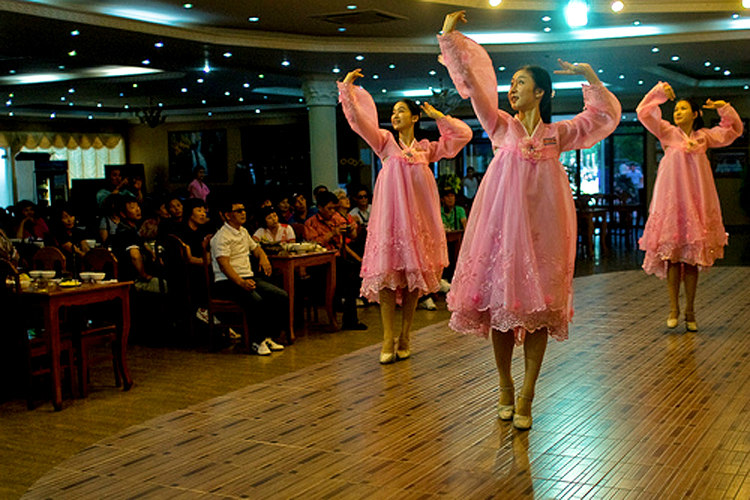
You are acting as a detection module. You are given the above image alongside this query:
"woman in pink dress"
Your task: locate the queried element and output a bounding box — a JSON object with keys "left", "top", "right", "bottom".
{"left": 339, "top": 68, "right": 472, "bottom": 364}
{"left": 187, "top": 167, "right": 210, "bottom": 201}
{"left": 439, "top": 11, "right": 621, "bottom": 430}
{"left": 637, "top": 82, "right": 742, "bottom": 332}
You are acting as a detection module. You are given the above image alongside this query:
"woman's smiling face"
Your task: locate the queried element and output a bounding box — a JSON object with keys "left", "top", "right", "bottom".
{"left": 391, "top": 101, "right": 418, "bottom": 132}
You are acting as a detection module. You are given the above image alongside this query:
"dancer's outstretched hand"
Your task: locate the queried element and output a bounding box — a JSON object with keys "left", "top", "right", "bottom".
{"left": 343, "top": 68, "right": 364, "bottom": 84}
{"left": 421, "top": 102, "right": 445, "bottom": 120}
{"left": 703, "top": 98, "right": 727, "bottom": 109}
{"left": 554, "top": 59, "right": 599, "bottom": 85}
{"left": 662, "top": 82, "right": 676, "bottom": 101}
{"left": 442, "top": 10, "right": 467, "bottom": 34}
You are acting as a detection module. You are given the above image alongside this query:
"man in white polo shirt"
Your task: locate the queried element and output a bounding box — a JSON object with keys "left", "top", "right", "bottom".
{"left": 210, "top": 199, "right": 287, "bottom": 355}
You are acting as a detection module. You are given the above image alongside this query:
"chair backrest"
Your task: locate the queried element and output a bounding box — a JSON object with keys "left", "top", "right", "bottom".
{"left": 31, "top": 247, "right": 66, "bottom": 274}
{"left": 82, "top": 247, "right": 119, "bottom": 279}
{"left": 290, "top": 222, "right": 305, "bottom": 243}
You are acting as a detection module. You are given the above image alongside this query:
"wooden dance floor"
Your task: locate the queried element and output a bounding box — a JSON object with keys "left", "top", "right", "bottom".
{"left": 23, "top": 268, "right": 750, "bottom": 499}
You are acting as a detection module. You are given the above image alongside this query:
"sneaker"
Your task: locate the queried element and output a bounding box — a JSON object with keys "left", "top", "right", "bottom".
{"left": 227, "top": 328, "right": 242, "bottom": 340}
{"left": 195, "top": 308, "right": 209, "bottom": 324}
{"left": 439, "top": 279, "right": 451, "bottom": 294}
{"left": 418, "top": 297, "right": 437, "bottom": 310}
{"left": 356, "top": 298, "right": 366, "bottom": 307}
{"left": 264, "top": 338, "right": 285, "bottom": 351}
{"left": 251, "top": 341, "right": 271, "bottom": 356}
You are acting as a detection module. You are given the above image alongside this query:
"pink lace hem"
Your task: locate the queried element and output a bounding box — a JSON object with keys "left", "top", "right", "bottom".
{"left": 641, "top": 241, "right": 726, "bottom": 279}
{"left": 448, "top": 305, "right": 571, "bottom": 346}
{"left": 360, "top": 268, "right": 442, "bottom": 303}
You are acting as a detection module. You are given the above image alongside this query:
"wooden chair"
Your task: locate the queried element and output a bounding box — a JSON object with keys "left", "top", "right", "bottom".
{"left": 76, "top": 248, "right": 121, "bottom": 396}
{"left": 82, "top": 247, "right": 119, "bottom": 279}
{"left": 201, "top": 234, "right": 251, "bottom": 351}
{"left": 0, "top": 258, "right": 79, "bottom": 408}
{"left": 31, "top": 246, "right": 66, "bottom": 275}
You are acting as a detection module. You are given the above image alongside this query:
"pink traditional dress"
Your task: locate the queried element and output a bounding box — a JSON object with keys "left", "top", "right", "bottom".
{"left": 338, "top": 81, "right": 473, "bottom": 302}
{"left": 637, "top": 83, "right": 742, "bottom": 279}
{"left": 438, "top": 31, "right": 621, "bottom": 344}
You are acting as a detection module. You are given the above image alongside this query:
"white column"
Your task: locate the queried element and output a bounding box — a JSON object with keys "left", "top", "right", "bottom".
{"left": 302, "top": 78, "right": 339, "bottom": 191}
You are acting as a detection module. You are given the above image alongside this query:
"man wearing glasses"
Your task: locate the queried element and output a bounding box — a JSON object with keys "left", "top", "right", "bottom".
{"left": 210, "top": 200, "right": 287, "bottom": 355}
{"left": 348, "top": 187, "right": 371, "bottom": 229}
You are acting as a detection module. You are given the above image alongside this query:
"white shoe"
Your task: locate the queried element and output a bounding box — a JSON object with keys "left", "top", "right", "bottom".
{"left": 264, "top": 338, "right": 285, "bottom": 351}
{"left": 418, "top": 297, "right": 437, "bottom": 310}
{"left": 195, "top": 308, "right": 209, "bottom": 324}
{"left": 439, "top": 279, "right": 451, "bottom": 294}
{"left": 227, "top": 328, "right": 242, "bottom": 340}
{"left": 251, "top": 341, "right": 271, "bottom": 356}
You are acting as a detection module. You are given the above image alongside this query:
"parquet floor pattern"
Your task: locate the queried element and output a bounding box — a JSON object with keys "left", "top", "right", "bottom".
{"left": 19, "top": 268, "right": 750, "bottom": 498}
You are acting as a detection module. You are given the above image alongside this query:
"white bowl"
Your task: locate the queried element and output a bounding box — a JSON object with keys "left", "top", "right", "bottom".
{"left": 40, "top": 270, "right": 57, "bottom": 279}
{"left": 79, "top": 272, "right": 106, "bottom": 282}
{"left": 30, "top": 270, "right": 56, "bottom": 279}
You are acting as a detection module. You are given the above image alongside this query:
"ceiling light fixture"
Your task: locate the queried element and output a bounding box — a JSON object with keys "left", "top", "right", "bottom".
{"left": 633, "top": 20, "right": 640, "bottom": 26}
{"left": 389, "top": 64, "right": 396, "bottom": 69}
{"left": 338, "top": 27, "right": 347, "bottom": 32}
{"left": 732, "top": 13, "right": 740, "bottom": 19}
{"left": 564, "top": 0, "right": 588, "bottom": 28}
{"left": 347, "top": 4, "right": 357, "bottom": 10}
{"left": 704, "top": 61, "right": 711, "bottom": 66}
{"left": 68, "top": 50, "right": 77, "bottom": 57}
{"left": 355, "top": 55, "right": 364, "bottom": 61}
{"left": 544, "top": 27, "right": 552, "bottom": 32}
{"left": 671, "top": 55, "right": 680, "bottom": 61}
{"left": 724, "top": 70, "right": 731, "bottom": 75}
{"left": 372, "top": 74, "right": 379, "bottom": 79}
{"left": 651, "top": 46, "right": 659, "bottom": 53}
{"left": 281, "top": 59, "right": 290, "bottom": 67}
{"left": 223, "top": 52, "right": 232, "bottom": 58}
{"left": 499, "top": 66, "right": 506, "bottom": 71}
{"left": 248, "top": 17, "right": 259, "bottom": 22}
{"left": 611, "top": 1, "right": 624, "bottom": 13}
{"left": 489, "top": 0, "right": 502, "bottom": 6}
{"left": 155, "top": 42, "right": 164, "bottom": 48}
{"left": 70, "top": 30, "right": 80, "bottom": 36}
{"left": 243, "top": 82, "right": 250, "bottom": 88}
{"left": 197, "top": 78, "right": 204, "bottom": 83}
{"left": 332, "top": 67, "right": 341, "bottom": 74}
{"left": 203, "top": 61, "right": 211, "bottom": 73}
{"left": 142, "top": 59, "right": 150, "bottom": 65}
{"left": 183, "top": 3, "right": 193, "bottom": 9}
{"left": 541, "top": 15, "right": 551, "bottom": 22}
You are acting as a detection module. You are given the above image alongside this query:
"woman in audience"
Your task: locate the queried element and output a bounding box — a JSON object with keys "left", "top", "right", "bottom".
{"left": 637, "top": 82, "right": 742, "bottom": 332}
{"left": 139, "top": 198, "right": 170, "bottom": 241}
{"left": 253, "top": 206, "right": 296, "bottom": 244}
{"left": 187, "top": 167, "right": 210, "bottom": 201}
{"left": 276, "top": 196, "right": 294, "bottom": 223}
{"left": 14, "top": 200, "right": 49, "bottom": 241}
{"left": 438, "top": 10, "right": 621, "bottom": 430}
{"left": 50, "top": 203, "right": 90, "bottom": 262}
{"left": 339, "top": 67, "right": 472, "bottom": 364}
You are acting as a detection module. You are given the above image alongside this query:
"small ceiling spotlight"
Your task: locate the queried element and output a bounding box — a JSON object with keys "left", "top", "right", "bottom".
{"left": 611, "top": 1, "right": 624, "bottom": 13}
{"left": 281, "top": 59, "right": 290, "bottom": 67}
{"left": 489, "top": 0, "right": 502, "bottom": 6}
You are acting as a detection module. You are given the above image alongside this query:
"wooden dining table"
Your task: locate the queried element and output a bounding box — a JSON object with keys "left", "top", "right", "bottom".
{"left": 20, "top": 280, "right": 133, "bottom": 410}
{"left": 269, "top": 250, "right": 338, "bottom": 343}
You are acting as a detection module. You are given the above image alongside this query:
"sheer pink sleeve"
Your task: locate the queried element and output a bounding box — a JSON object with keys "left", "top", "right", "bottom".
{"left": 703, "top": 103, "right": 743, "bottom": 149}
{"left": 635, "top": 83, "right": 673, "bottom": 141}
{"left": 426, "top": 116, "right": 473, "bottom": 162}
{"left": 557, "top": 83, "right": 622, "bottom": 151}
{"left": 338, "top": 81, "right": 392, "bottom": 157}
{"left": 438, "top": 31, "right": 510, "bottom": 139}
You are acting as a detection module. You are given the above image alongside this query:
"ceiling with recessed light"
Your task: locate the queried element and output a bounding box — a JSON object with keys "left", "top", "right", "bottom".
{"left": 0, "top": 0, "right": 749, "bottom": 122}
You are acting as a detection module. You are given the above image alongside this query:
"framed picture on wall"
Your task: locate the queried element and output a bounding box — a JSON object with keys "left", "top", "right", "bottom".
{"left": 168, "top": 129, "right": 228, "bottom": 183}
{"left": 712, "top": 149, "right": 747, "bottom": 177}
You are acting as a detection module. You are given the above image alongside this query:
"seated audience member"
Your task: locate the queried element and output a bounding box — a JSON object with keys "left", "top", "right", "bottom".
{"left": 139, "top": 198, "right": 170, "bottom": 241}
{"left": 187, "top": 167, "right": 210, "bottom": 201}
{"left": 96, "top": 166, "right": 132, "bottom": 207}
{"left": 462, "top": 166, "right": 479, "bottom": 203}
{"left": 276, "top": 196, "right": 293, "bottom": 223}
{"left": 127, "top": 173, "right": 145, "bottom": 205}
{"left": 14, "top": 200, "right": 50, "bottom": 240}
{"left": 110, "top": 197, "right": 164, "bottom": 293}
{"left": 176, "top": 198, "right": 211, "bottom": 263}
{"left": 50, "top": 203, "right": 90, "bottom": 263}
{"left": 332, "top": 188, "right": 362, "bottom": 263}
{"left": 304, "top": 191, "right": 366, "bottom": 330}
{"left": 210, "top": 199, "right": 287, "bottom": 355}
{"left": 349, "top": 186, "right": 371, "bottom": 229}
{"left": 98, "top": 194, "right": 122, "bottom": 245}
{"left": 310, "top": 184, "right": 329, "bottom": 216}
{"left": 253, "top": 206, "right": 295, "bottom": 244}
{"left": 440, "top": 187, "right": 467, "bottom": 231}
{"left": 290, "top": 192, "right": 312, "bottom": 224}
{"left": 158, "top": 193, "right": 184, "bottom": 238}
{"left": 0, "top": 227, "right": 19, "bottom": 264}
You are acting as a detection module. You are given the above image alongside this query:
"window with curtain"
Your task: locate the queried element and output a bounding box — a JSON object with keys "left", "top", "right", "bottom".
{"left": 20, "top": 142, "right": 126, "bottom": 181}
